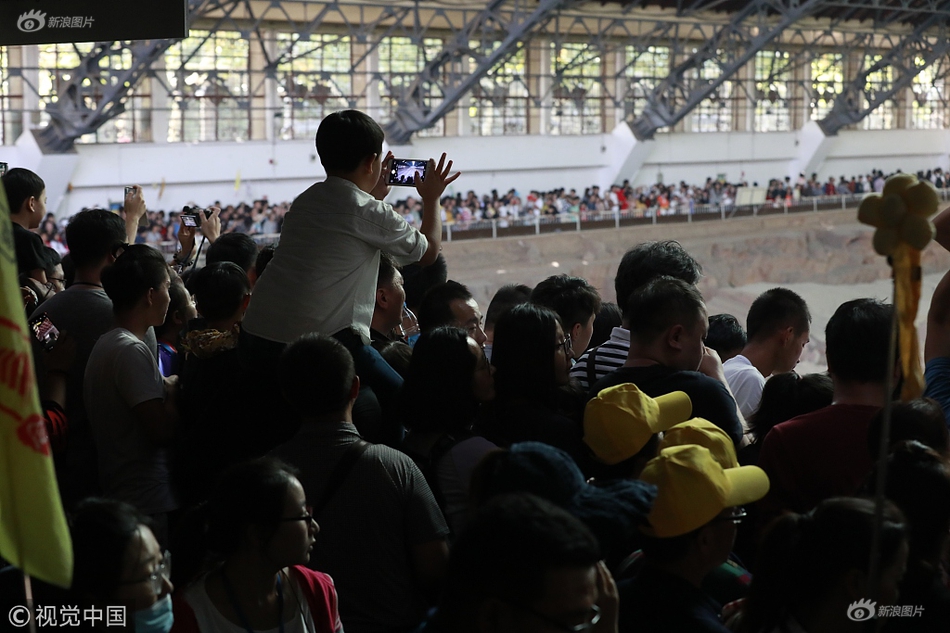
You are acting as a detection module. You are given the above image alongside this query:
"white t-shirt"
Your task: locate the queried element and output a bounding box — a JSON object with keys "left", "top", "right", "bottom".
{"left": 84, "top": 328, "right": 174, "bottom": 514}
{"left": 182, "top": 575, "right": 323, "bottom": 633}
{"left": 243, "top": 177, "right": 428, "bottom": 345}
{"left": 723, "top": 354, "right": 766, "bottom": 419}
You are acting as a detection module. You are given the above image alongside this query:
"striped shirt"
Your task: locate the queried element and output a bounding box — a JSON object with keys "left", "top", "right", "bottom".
{"left": 571, "top": 327, "right": 631, "bottom": 392}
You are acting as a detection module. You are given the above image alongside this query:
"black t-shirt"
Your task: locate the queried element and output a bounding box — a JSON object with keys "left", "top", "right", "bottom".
{"left": 590, "top": 365, "right": 743, "bottom": 447}
{"left": 619, "top": 565, "right": 729, "bottom": 633}
{"left": 12, "top": 222, "right": 48, "bottom": 279}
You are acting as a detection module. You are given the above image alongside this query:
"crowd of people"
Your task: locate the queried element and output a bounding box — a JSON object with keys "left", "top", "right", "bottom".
{"left": 4, "top": 109, "right": 950, "bottom": 633}
{"left": 35, "top": 167, "right": 950, "bottom": 253}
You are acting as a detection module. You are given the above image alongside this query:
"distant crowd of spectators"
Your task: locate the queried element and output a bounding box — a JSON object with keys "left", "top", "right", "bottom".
{"left": 36, "top": 166, "right": 950, "bottom": 249}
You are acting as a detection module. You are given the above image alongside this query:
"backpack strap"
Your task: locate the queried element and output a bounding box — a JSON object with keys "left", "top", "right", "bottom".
{"left": 313, "top": 440, "right": 370, "bottom": 517}
{"left": 586, "top": 346, "right": 600, "bottom": 389}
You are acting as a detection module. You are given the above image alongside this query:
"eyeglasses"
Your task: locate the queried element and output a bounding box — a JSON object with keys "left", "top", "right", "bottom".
{"left": 118, "top": 550, "right": 171, "bottom": 596}
{"left": 513, "top": 603, "right": 601, "bottom": 633}
{"left": 555, "top": 335, "right": 573, "bottom": 357}
{"left": 279, "top": 505, "right": 316, "bottom": 524}
{"left": 712, "top": 508, "right": 747, "bottom": 525}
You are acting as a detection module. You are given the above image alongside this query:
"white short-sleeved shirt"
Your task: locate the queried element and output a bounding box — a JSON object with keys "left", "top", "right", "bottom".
{"left": 84, "top": 328, "right": 173, "bottom": 513}
{"left": 242, "top": 177, "right": 428, "bottom": 345}
{"left": 723, "top": 354, "right": 766, "bottom": 419}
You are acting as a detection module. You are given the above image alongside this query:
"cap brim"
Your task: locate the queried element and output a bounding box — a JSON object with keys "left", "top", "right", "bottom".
{"left": 651, "top": 391, "right": 693, "bottom": 433}
{"left": 723, "top": 465, "right": 770, "bottom": 507}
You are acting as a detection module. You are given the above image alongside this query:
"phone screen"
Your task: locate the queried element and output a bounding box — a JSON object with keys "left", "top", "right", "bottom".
{"left": 180, "top": 213, "right": 199, "bottom": 228}
{"left": 29, "top": 313, "right": 60, "bottom": 350}
{"left": 387, "top": 159, "right": 427, "bottom": 186}
{"left": 0, "top": 162, "right": 8, "bottom": 177}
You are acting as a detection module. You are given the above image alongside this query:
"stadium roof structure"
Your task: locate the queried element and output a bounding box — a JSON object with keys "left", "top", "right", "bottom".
{"left": 26, "top": 0, "right": 950, "bottom": 152}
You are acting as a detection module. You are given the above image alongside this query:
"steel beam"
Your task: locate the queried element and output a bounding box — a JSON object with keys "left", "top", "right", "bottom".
{"left": 818, "top": 6, "right": 950, "bottom": 135}
{"left": 629, "top": 0, "right": 824, "bottom": 140}
{"left": 382, "top": 0, "right": 581, "bottom": 144}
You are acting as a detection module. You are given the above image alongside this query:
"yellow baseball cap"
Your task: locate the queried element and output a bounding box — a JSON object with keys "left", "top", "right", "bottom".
{"left": 584, "top": 384, "right": 692, "bottom": 465}
{"left": 659, "top": 418, "right": 739, "bottom": 469}
{"left": 640, "top": 445, "right": 770, "bottom": 538}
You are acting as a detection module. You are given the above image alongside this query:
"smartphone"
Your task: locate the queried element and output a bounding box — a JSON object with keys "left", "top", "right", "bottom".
{"left": 0, "top": 162, "right": 8, "bottom": 177}
{"left": 387, "top": 159, "right": 428, "bottom": 186}
{"left": 29, "top": 312, "right": 60, "bottom": 351}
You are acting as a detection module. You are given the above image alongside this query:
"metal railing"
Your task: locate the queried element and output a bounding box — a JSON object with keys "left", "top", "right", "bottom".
{"left": 150, "top": 190, "right": 950, "bottom": 252}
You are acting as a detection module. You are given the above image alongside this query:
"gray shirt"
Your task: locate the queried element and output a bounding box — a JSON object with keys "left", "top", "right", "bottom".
{"left": 275, "top": 422, "right": 449, "bottom": 633}
{"left": 84, "top": 328, "right": 173, "bottom": 514}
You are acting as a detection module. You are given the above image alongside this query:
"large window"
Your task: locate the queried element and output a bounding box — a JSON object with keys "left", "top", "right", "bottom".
{"left": 689, "top": 57, "right": 732, "bottom": 133}
{"left": 754, "top": 50, "right": 791, "bottom": 132}
{"left": 810, "top": 53, "right": 843, "bottom": 122}
{"left": 862, "top": 54, "right": 895, "bottom": 130}
{"left": 549, "top": 42, "right": 603, "bottom": 135}
{"left": 275, "top": 33, "right": 353, "bottom": 140}
{"left": 377, "top": 36, "right": 444, "bottom": 137}
{"left": 165, "top": 31, "right": 250, "bottom": 142}
{"left": 623, "top": 45, "right": 669, "bottom": 133}
{"left": 469, "top": 47, "right": 529, "bottom": 136}
{"left": 911, "top": 57, "right": 948, "bottom": 129}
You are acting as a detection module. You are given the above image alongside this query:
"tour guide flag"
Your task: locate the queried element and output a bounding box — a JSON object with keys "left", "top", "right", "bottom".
{"left": 0, "top": 186, "right": 73, "bottom": 588}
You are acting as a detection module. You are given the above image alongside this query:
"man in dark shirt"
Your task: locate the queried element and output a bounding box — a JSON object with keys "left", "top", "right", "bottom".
{"left": 590, "top": 276, "right": 744, "bottom": 447}
{"left": 3, "top": 168, "right": 49, "bottom": 283}
{"left": 757, "top": 298, "right": 893, "bottom": 523}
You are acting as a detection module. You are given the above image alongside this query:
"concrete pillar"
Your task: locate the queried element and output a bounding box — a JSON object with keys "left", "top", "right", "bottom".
{"left": 22, "top": 45, "right": 40, "bottom": 129}
{"left": 4, "top": 46, "right": 27, "bottom": 143}
{"left": 248, "top": 32, "right": 268, "bottom": 141}
{"left": 602, "top": 44, "right": 617, "bottom": 134}
{"left": 531, "top": 38, "right": 551, "bottom": 135}
{"left": 791, "top": 52, "right": 809, "bottom": 130}
{"left": 353, "top": 39, "right": 380, "bottom": 122}
{"left": 734, "top": 57, "right": 754, "bottom": 132}
{"left": 150, "top": 54, "right": 170, "bottom": 144}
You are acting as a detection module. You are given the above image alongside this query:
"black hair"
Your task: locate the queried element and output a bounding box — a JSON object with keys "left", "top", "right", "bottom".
{"left": 379, "top": 340, "right": 413, "bottom": 378}
{"left": 190, "top": 262, "right": 250, "bottom": 323}
{"left": 400, "top": 327, "right": 480, "bottom": 434}
{"left": 279, "top": 333, "right": 355, "bottom": 417}
{"left": 402, "top": 254, "right": 448, "bottom": 313}
{"left": 100, "top": 245, "right": 169, "bottom": 314}
{"left": 431, "top": 493, "right": 600, "bottom": 632}
{"left": 206, "top": 233, "right": 259, "bottom": 275}
{"left": 749, "top": 372, "right": 833, "bottom": 444}
{"left": 740, "top": 497, "right": 906, "bottom": 633}
{"left": 491, "top": 303, "right": 561, "bottom": 404}
{"left": 64, "top": 209, "right": 127, "bottom": 269}
{"left": 867, "top": 440, "right": 950, "bottom": 563}
{"left": 825, "top": 298, "right": 893, "bottom": 383}
{"left": 157, "top": 277, "right": 191, "bottom": 338}
{"left": 867, "top": 398, "right": 950, "bottom": 460}
{"left": 485, "top": 283, "right": 532, "bottom": 331}
{"left": 43, "top": 247, "right": 61, "bottom": 277}
{"left": 589, "top": 302, "right": 623, "bottom": 350}
{"left": 315, "top": 110, "right": 385, "bottom": 173}
{"left": 615, "top": 241, "right": 702, "bottom": 319}
{"left": 530, "top": 275, "right": 602, "bottom": 332}
{"left": 705, "top": 314, "right": 747, "bottom": 359}
{"left": 377, "top": 252, "right": 399, "bottom": 288}
{"left": 2, "top": 167, "right": 45, "bottom": 213}
{"left": 70, "top": 498, "right": 154, "bottom": 602}
{"left": 627, "top": 276, "right": 706, "bottom": 343}
{"left": 746, "top": 288, "right": 811, "bottom": 340}
{"left": 255, "top": 243, "right": 277, "bottom": 279}
{"left": 206, "top": 457, "right": 300, "bottom": 560}
{"left": 418, "top": 280, "right": 474, "bottom": 332}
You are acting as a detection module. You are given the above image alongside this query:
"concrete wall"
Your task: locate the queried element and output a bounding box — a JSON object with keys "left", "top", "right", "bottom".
{"left": 2, "top": 125, "right": 949, "bottom": 218}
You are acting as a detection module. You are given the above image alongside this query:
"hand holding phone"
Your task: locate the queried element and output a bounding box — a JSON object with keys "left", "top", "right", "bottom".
{"left": 125, "top": 185, "right": 148, "bottom": 227}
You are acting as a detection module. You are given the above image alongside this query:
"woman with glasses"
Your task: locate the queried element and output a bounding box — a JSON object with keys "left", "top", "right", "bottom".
{"left": 483, "top": 304, "right": 591, "bottom": 474}
{"left": 172, "top": 457, "right": 342, "bottom": 633}
{"left": 70, "top": 498, "right": 175, "bottom": 633}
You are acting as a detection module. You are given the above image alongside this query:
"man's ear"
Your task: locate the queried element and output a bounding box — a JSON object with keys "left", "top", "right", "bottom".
{"left": 779, "top": 326, "right": 794, "bottom": 347}
{"left": 570, "top": 321, "right": 584, "bottom": 342}
{"left": 667, "top": 324, "right": 686, "bottom": 351}
{"left": 349, "top": 375, "right": 361, "bottom": 402}
{"left": 363, "top": 152, "right": 379, "bottom": 175}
